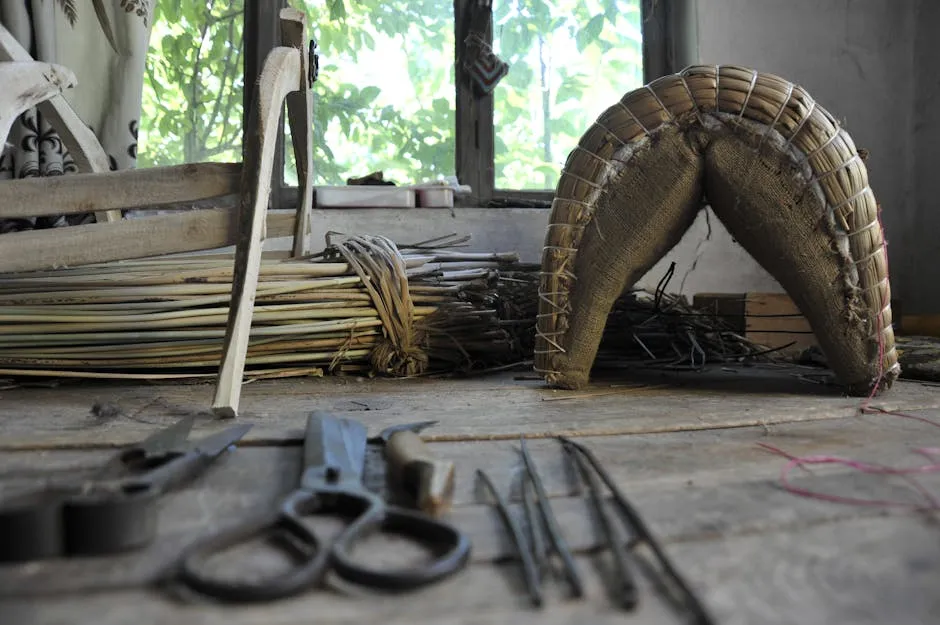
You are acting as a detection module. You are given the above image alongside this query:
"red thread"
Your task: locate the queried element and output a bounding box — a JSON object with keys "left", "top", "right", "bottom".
{"left": 757, "top": 441, "right": 940, "bottom": 510}
{"left": 758, "top": 211, "right": 940, "bottom": 510}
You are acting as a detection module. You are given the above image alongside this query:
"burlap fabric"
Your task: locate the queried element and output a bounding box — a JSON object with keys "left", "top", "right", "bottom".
{"left": 535, "top": 65, "right": 898, "bottom": 396}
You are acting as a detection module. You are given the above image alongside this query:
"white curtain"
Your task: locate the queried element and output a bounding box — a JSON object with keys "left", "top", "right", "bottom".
{"left": 0, "top": 0, "right": 153, "bottom": 233}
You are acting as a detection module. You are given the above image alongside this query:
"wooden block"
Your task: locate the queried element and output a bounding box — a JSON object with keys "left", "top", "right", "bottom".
{"left": 0, "top": 209, "right": 297, "bottom": 274}
{"left": 693, "top": 292, "right": 818, "bottom": 354}
{"left": 315, "top": 185, "right": 416, "bottom": 208}
{"left": 900, "top": 315, "right": 940, "bottom": 338}
{"left": 743, "top": 292, "right": 814, "bottom": 334}
{"left": 692, "top": 292, "right": 746, "bottom": 332}
{"left": 0, "top": 162, "right": 241, "bottom": 218}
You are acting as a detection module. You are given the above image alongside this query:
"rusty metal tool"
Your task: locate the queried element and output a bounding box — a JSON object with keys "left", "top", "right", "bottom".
{"left": 178, "top": 411, "right": 470, "bottom": 602}
{"left": 558, "top": 436, "right": 717, "bottom": 625}
{"left": 0, "top": 416, "right": 251, "bottom": 563}
{"left": 519, "top": 435, "right": 585, "bottom": 598}
{"left": 370, "top": 420, "right": 456, "bottom": 517}
{"left": 561, "top": 440, "right": 638, "bottom": 610}
{"left": 475, "top": 469, "right": 543, "bottom": 607}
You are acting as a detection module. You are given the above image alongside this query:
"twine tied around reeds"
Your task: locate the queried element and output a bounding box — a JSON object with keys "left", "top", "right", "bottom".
{"left": 329, "top": 234, "right": 430, "bottom": 377}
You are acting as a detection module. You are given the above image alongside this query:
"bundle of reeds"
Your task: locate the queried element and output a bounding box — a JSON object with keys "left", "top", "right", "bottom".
{"left": 0, "top": 231, "right": 780, "bottom": 382}
{"left": 490, "top": 263, "right": 785, "bottom": 374}
{"left": 0, "top": 233, "right": 528, "bottom": 380}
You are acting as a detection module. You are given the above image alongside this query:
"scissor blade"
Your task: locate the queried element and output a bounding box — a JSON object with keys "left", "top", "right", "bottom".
{"left": 304, "top": 411, "right": 368, "bottom": 484}
{"left": 191, "top": 424, "right": 253, "bottom": 458}
{"left": 138, "top": 415, "right": 196, "bottom": 455}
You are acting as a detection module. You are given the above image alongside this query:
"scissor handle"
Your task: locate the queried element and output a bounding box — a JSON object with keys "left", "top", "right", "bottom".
{"left": 331, "top": 497, "right": 472, "bottom": 591}
{"left": 176, "top": 489, "right": 329, "bottom": 603}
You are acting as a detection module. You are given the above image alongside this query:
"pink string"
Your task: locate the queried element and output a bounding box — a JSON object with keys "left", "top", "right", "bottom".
{"left": 757, "top": 441, "right": 940, "bottom": 510}
{"left": 757, "top": 209, "right": 940, "bottom": 510}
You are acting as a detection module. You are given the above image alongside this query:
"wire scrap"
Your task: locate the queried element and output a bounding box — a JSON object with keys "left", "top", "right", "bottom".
{"left": 562, "top": 441, "right": 639, "bottom": 610}
{"left": 518, "top": 436, "right": 585, "bottom": 598}
{"left": 521, "top": 473, "right": 547, "bottom": 578}
{"left": 475, "top": 469, "right": 543, "bottom": 607}
{"left": 558, "top": 437, "right": 717, "bottom": 625}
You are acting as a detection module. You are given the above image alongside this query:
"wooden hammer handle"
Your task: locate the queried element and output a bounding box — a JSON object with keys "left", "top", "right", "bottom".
{"left": 386, "top": 431, "right": 455, "bottom": 517}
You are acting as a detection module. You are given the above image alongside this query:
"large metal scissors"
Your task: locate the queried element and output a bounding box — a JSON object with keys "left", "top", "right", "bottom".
{"left": 176, "top": 410, "right": 472, "bottom": 602}
{"left": 0, "top": 416, "right": 252, "bottom": 563}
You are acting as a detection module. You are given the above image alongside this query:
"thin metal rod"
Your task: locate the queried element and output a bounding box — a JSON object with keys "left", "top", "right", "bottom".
{"left": 475, "top": 469, "right": 543, "bottom": 607}
{"left": 562, "top": 441, "right": 639, "bottom": 610}
{"left": 521, "top": 471, "right": 547, "bottom": 578}
{"left": 558, "top": 437, "right": 717, "bottom": 625}
{"left": 518, "top": 436, "right": 584, "bottom": 597}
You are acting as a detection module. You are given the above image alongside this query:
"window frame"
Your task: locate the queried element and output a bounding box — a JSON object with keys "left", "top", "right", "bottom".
{"left": 242, "top": 0, "right": 696, "bottom": 211}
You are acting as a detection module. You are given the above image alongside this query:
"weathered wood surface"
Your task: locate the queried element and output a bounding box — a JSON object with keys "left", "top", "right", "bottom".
{"left": 0, "top": 208, "right": 298, "bottom": 274}
{"left": 0, "top": 61, "right": 75, "bottom": 156}
{"left": 279, "top": 7, "right": 315, "bottom": 257}
{"left": 0, "top": 163, "right": 242, "bottom": 218}
{"left": 212, "top": 45, "right": 303, "bottom": 418}
{"left": 1, "top": 371, "right": 939, "bottom": 624}
{"left": 0, "top": 368, "right": 938, "bottom": 449}
{"left": 3, "top": 515, "right": 938, "bottom": 625}
{"left": 0, "top": 23, "right": 120, "bottom": 224}
{"left": 1, "top": 408, "right": 940, "bottom": 623}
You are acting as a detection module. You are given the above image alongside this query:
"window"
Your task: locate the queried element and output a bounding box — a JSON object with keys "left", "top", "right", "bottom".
{"left": 492, "top": 0, "right": 644, "bottom": 191}
{"left": 285, "top": 0, "right": 457, "bottom": 187}
{"left": 141, "top": 0, "right": 682, "bottom": 208}
{"left": 140, "top": 0, "right": 245, "bottom": 167}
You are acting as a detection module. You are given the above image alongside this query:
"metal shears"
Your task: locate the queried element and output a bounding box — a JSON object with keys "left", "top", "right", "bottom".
{"left": 177, "top": 410, "right": 472, "bottom": 602}
{"left": 0, "top": 416, "right": 251, "bottom": 563}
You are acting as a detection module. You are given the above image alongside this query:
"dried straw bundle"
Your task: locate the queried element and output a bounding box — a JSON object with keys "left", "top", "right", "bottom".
{"left": 536, "top": 64, "right": 897, "bottom": 395}
{"left": 0, "top": 234, "right": 525, "bottom": 380}
{"left": 497, "top": 265, "right": 785, "bottom": 373}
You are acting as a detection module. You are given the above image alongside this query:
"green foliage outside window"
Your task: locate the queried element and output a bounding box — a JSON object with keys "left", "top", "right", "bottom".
{"left": 139, "top": 0, "right": 245, "bottom": 167}
{"left": 138, "top": 0, "right": 643, "bottom": 191}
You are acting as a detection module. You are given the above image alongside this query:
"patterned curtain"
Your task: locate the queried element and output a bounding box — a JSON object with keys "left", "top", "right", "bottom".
{"left": 0, "top": 0, "right": 153, "bottom": 234}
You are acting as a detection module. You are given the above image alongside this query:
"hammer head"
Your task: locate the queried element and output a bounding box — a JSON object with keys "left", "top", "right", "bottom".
{"left": 371, "top": 420, "right": 438, "bottom": 444}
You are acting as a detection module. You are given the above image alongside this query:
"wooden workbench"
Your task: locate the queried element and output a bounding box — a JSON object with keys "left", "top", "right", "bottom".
{"left": 1, "top": 366, "right": 939, "bottom": 624}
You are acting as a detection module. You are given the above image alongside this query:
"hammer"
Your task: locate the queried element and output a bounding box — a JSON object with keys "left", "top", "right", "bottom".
{"left": 370, "top": 421, "right": 455, "bottom": 518}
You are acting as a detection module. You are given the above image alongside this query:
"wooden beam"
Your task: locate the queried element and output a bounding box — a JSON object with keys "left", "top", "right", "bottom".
{"left": 244, "top": 0, "right": 287, "bottom": 211}
{"left": 0, "top": 209, "right": 297, "bottom": 274}
{"left": 213, "top": 46, "right": 302, "bottom": 418}
{"left": 454, "top": 0, "right": 495, "bottom": 206}
{"left": 0, "top": 23, "right": 120, "bottom": 223}
{"left": 0, "top": 162, "right": 242, "bottom": 218}
{"left": 279, "top": 7, "right": 315, "bottom": 257}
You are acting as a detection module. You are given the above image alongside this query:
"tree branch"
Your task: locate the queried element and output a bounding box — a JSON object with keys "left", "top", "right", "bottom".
{"left": 199, "top": 16, "right": 237, "bottom": 148}
{"left": 185, "top": 17, "right": 211, "bottom": 162}
{"left": 217, "top": 37, "right": 242, "bottom": 157}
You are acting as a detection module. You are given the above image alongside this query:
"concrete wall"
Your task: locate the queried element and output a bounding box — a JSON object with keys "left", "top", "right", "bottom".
{"left": 675, "top": 0, "right": 923, "bottom": 306}
{"left": 912, "top": 1, "right": 940, "bottom": 313}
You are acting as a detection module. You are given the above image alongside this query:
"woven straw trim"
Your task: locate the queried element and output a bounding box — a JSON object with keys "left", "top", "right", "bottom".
{"left": 535, "top": 64, "right": 897, "bottom": 388}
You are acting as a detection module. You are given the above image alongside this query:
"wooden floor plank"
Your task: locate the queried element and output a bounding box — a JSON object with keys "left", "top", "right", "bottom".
{"left": 1, "top": 368, "right": 938, "bottom": 450}
{"left": 3, "top": 416, "right": 938, "bottom": 600}
{"left": 3, "top": 514, "right": 937, "bottom": 625}
{"left": 2, "top": 372, "right": 939, "bottom": 623}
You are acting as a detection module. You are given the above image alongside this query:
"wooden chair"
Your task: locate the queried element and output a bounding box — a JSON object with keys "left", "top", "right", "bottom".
{"left": 0, "top": 7, "right": 317, "bottom": 418}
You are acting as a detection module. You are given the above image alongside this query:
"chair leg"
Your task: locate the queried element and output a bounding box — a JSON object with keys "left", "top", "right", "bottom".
{"left": 280, "top": 8, "right": 315, "bottom": 258}
{"left": 212, "top": 45, "right": 303, "bottom": 418}
{"left": 0, "top": 61, "right": 75, "bottom": 153}
{"left": 0, "top": 24, "right": 121, "bottom": 223}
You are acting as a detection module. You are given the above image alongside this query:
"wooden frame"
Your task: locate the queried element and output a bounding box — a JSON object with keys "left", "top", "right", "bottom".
{"left": 0, "top": 8, "right": 317, "bottom": 418}
{"left": 258, "top": 0, "right": 697, "bottom": 210}
{"left": 0, "top": 25, "right": 121, "bottom": 224}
